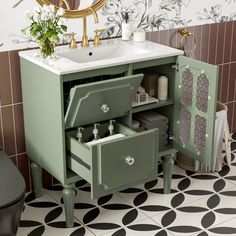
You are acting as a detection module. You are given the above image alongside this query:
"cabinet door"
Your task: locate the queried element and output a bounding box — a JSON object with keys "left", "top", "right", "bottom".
{"left": 173, "top": 56, "right": 218, "bottom": 167}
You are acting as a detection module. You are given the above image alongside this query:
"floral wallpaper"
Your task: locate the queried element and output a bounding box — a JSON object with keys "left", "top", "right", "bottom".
{"left": 0, "top": 0, "right": 236, "bottom": 51}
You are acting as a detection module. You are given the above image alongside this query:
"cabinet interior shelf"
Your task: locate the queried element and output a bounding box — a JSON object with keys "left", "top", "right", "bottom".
{"left": 132, "top": 98, "right": 174, "bottom": 113}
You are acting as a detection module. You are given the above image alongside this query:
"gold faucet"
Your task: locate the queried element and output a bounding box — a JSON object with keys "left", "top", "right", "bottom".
{"left": 94, "top": 29, "right": 105, "bottom": 46}
{"left": 81, "top": 8, "right": 99, "bottom": 47}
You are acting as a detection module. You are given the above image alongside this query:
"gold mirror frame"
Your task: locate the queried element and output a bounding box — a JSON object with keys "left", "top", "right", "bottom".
{"left": 36, "top": 0, "right": 107, "bottom": 18}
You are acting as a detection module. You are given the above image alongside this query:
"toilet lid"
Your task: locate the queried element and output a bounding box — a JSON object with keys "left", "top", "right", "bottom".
{"left": 0, "top": 151, "right": 25, "bottom": 208}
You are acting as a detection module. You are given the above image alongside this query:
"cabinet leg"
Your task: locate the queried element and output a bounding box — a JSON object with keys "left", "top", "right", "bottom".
{"left": 62, "top": 184, "right": 75, "bottom": 228}
{"left": 163, "top": 154, "right": 174, "bottom": 194}
{"left": 31, "top": 162, "right": 43, "bottom": 198}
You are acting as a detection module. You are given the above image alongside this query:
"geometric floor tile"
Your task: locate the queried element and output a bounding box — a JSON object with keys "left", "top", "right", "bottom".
{"left": 17, "top": 137, "right": 236, "bottom": 235}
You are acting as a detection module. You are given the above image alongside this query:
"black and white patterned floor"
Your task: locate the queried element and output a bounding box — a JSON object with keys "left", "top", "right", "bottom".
{"left": 18, "top": 137, "right": 236, "bottom": 236}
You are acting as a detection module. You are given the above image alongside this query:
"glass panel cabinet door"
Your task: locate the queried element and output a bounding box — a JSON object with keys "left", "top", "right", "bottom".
{"left": 173, "top": 56, "right": 218, "bottom": 167}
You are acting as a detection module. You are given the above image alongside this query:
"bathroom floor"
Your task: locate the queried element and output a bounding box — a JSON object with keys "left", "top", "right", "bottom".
{"left": 18, "top": 137, "right": 236, "bottom": 236}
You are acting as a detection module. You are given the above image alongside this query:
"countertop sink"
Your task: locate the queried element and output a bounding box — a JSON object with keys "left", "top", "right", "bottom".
{"left": 19, "top": 39, "right": 183, "bottom": 75}
{"left": 58, "top": 42, "right": 152, "bottom": 64}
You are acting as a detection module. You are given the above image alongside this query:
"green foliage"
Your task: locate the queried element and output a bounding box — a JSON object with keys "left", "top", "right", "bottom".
{"left": 23, "top": 5, "right": 67, "bottom": 58}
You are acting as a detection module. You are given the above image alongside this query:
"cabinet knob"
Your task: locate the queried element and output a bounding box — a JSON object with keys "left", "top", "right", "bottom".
{"left": 125, "top": 156, "right": 135, "bottom": 166}
{"left": 101, "top": 104, "right": 110, "bottom": 113}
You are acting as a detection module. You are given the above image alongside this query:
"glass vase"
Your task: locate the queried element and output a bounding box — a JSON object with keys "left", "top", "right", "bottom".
{"left": 39, "top": 41, "right": 55, "bottom": 59}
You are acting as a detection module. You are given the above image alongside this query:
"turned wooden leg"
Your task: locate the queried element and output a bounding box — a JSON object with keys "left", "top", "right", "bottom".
{"left": 31, "top": 162, "right": 43, "bottom": 198}
{"left": 163, "top": 154, "right": 175, "bottom": 194}
{"left": 62, "top": 184, "right": 75, "bottom": 228}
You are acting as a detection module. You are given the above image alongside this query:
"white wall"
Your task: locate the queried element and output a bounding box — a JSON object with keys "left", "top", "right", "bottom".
{"left": 0, "top": 0, "right": 235, "bottom": 52}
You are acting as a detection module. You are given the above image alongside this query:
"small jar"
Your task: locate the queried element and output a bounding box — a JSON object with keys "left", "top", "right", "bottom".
{"left": 158, "top": 76, "right": 168, "bottom": 101}
{"left": 133, "top": 30, "right": 146, "bottom": 42}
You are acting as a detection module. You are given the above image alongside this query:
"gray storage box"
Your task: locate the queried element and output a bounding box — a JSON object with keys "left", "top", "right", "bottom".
{"left": 135, "top": 111, "right": 168, "bottom": 130}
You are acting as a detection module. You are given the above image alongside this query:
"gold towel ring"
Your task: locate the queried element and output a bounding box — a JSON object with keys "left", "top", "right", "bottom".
{"left": 179, "top": 29, "right": 197, "bottom": 52}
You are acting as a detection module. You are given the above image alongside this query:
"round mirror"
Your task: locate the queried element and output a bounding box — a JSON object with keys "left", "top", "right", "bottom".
{"left": 37, "top": 0, "right": 107, "bottom": 18}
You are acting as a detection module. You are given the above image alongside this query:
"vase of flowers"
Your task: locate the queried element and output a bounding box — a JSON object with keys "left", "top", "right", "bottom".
{"left": 23, "top": 5, "right": 67, "bottom": 59}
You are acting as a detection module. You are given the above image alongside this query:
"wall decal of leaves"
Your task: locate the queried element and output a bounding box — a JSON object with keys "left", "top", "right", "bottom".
{"left": 197, "top": 4, "right": 236, "bottom": 22}
{"left": 101, "top": 0, "right": 190, "bottom": 38}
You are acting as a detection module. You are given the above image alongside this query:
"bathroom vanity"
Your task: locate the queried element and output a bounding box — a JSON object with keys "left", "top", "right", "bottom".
{"left": 19, "top": 39, "right": 218, "bottom": 227}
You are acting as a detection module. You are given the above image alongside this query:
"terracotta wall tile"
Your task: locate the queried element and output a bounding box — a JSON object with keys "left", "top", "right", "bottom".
{"left": 224, "top": 21, "right": 234, "bottom": 64}
{"left": 208, "top": 23, "right": 218, "bottom": 65}
{"left": 53, "top": 177, "right": 60, "bottom": 185}
{"left": 216, "top": 22, "right": 226, "bottom": 65}
{"left": 219, "top": 64, "right": 230, "bottom": 103}
{"left": 227, "top": 62, "right": 236, "bottom": 102}
{"left": 9, "top": 50, "right": 22, "bottom": 103}
{"left": 17, "top": 153, "right": 31, "bottom": 192}
{"left": 159, "top": 29, "right": 169, "bottom": 45}
{"left": 10, "top": 155, "right": 17, "bottom": 167}
{"left": 193, "top": 25, "right": 202, "bottom": 61}
{"left": 231, "top": 21, "right": 236, "bottom": 62}
{"left": 148, "top": 31, "right": 160, "bottom": 43}
{"left": 233, "top": 102, "right": 236, "bottom": 132}
{"left": 217, "top": 65, "right": 223, "bottom": 101}
{"left": 169, "top": 28, "right": 179, "bottom": 49}
{"left": 42, "top": 169, "right": 53, "bottom": 188}
{"left": 227, "top": 102, "right": 234, "bottom": 132}
{"left": 1, "top": 106, "right": 16, "bottom": 155}
{"left": 146, "top": 31, "right": 152, "bottom": 41}
{"left": 14, "top": 104, "right": 25, "bottom": 154}
{"left": 201, "top": 24, "right": 210, "bottom": 63}
{"left": 0, "top": 52, "right": 12, "bottom": 106}
{"left": 0, "top": 107, "right": 3, "bottom": 149}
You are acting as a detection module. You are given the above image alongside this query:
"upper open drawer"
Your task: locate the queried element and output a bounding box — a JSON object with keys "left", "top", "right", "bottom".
{"left": 65, "top": 74, "right": 143, "bottom": 128}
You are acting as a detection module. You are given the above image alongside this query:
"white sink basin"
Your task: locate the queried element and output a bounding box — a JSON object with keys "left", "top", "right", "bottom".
{"left": 58, "top": 43, "right": 151, "bottom": 63}
{"left": 19, "top": 39, "right": 184, "bottom": 75}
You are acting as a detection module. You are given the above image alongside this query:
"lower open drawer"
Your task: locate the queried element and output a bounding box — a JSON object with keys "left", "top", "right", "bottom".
{"left": 66, "top": 122, "right": 159, "bottom": 198}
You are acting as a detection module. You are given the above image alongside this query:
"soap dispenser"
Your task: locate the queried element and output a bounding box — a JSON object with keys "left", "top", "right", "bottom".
{"left": 108, "top": 120, "right": 116, "bottom": 136}
{"left": 92, "top": 123, "right": 101, "bottom": 141}
{"left": 121, "top": 12, "right": 132, "bottom": 41}
{"left": 76, "top": 127, "right": 84, "bottom": 143}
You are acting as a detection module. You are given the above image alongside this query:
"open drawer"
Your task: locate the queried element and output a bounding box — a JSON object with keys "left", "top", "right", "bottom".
{"left": 66, "top": 122, "right": 159, "bottom": 199}
{"left": 65, "top": 74, "right": 144, "bottom": 128}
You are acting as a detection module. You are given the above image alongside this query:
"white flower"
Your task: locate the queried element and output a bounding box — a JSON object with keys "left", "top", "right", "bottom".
{"left": 42, "top": 4, "right": 50, "bottom": 13}
{"left": 49, "top": 5, "right": 55, "bottom": 13}
{"left": 41, "top": 12, "right": 49, "bottom": 21}
{"left": 34, "top": 6, "right": 41, "bottom": 14}
{"left": 58, "top": 19, "right": 63, "bottom": 26}
{"left": 49, "top": 12, "right": 55, "bottom": 20}
{"left": 25, "top": 10, "right": 33, "bottom": 19}
{"left": 57, "top": 7, "right": 65, "bottom": 16}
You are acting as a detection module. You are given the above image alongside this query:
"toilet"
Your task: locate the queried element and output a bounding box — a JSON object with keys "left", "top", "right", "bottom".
{"left": 0, "top": 150, "right": 25, "bottom": 236}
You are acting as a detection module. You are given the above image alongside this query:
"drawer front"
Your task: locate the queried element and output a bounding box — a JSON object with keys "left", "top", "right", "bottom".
{"left": 66, "top": 124, "right": 159, "bottom": 198}
{"left": 65, "top": 74, "right": 143, "bottom": 128}
{"left": 96, "top": 129, "right": 158, "bottom": 191}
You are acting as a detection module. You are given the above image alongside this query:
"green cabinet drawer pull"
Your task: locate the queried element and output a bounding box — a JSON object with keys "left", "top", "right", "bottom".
{"left": 125, "top": 156, "right": 135, "bottom": 166}
{"left": 101, "top": 104, "right": 110, "bottom": 113}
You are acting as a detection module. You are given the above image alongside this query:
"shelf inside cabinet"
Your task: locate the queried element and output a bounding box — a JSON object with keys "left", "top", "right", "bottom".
{"left": 132, "top": 98, "right": 173, "bottom": 113}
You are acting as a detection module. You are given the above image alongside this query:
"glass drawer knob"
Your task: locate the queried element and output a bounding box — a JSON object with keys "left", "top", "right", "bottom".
{"left": 101, "top": 104, "right": 110, "bottom": 113}
{"left": 125, "top": 156, "right": 135, "bottom": 166}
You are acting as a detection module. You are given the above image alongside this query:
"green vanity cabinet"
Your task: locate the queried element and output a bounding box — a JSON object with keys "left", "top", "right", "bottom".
{"left": 20, "top": 51, "right": 218, "bottom": 227}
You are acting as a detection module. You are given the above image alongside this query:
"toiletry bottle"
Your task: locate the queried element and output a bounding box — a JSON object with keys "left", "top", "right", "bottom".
{"left": 122, "top": 12, "right": 132, "bottom": 41}
{"left": 108, "top": 120, "right": 116, "bottom": 136}
{"left": 92, "top": 123, "right": 101, "bottom": 141}
{"left": 76, "top": 127, "right": 84, "bottom": 143}
{"left": 158, "top": 76, "right": 168, "bottom": 101}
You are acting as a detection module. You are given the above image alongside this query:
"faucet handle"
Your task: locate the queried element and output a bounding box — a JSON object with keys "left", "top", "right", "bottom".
{"left": 93, "top": 29, "right": 105, "bottom": 46}
{"left": 65, "top": 32, "right": 78, "bottom": 48}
